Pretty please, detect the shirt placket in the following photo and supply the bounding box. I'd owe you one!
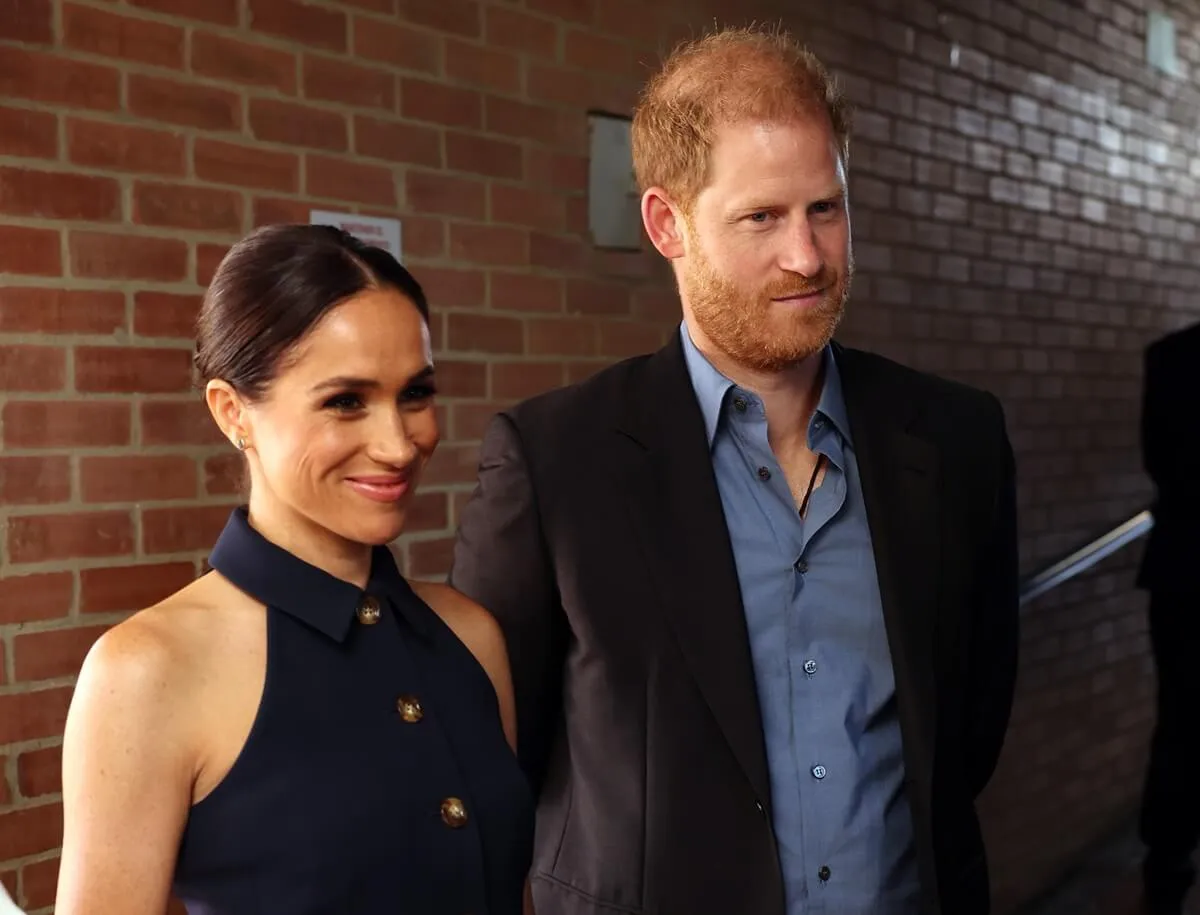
[795,430,849,912]
[730,395,815,908]
[737,398,837,911]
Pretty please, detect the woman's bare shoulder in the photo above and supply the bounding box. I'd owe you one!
[80,571,256,705]
[410,580,504,651]
[410,580,516,747]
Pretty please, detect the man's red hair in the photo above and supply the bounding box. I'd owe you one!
[631,25,851,211]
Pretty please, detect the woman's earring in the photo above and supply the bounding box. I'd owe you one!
[235,436,247,451]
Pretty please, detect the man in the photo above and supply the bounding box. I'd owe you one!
[450,25,1018,915]
[1136,320,1200,915]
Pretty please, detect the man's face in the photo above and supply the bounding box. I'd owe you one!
[679,115,853,372]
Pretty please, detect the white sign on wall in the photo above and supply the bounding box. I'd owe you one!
[310,210,402,260]
[1146,10,1180,76]
[587,111,642,251]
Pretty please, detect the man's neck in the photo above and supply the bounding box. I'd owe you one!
[686,322,826,455]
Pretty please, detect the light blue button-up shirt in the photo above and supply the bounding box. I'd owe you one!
[681,324,921,914]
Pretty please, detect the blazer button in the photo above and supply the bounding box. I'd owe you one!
[356,595,381,625]
[396,695,423,723]
[818,865,831,881]
[441,797,468,828]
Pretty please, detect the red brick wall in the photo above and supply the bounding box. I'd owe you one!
[1,0,1197,911]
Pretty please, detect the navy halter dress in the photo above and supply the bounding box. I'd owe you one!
[172,507,534,914]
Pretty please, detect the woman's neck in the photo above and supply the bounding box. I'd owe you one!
[245,494,373,589]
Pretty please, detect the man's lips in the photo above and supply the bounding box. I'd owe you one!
[771,288,827,302]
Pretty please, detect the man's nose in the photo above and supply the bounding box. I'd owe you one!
[778,224,825,278]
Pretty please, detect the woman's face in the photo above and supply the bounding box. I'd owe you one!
[221,286,439,548]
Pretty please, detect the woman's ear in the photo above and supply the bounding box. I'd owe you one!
[205,380,251,450]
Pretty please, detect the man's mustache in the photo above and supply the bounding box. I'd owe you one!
[761,270,838,299]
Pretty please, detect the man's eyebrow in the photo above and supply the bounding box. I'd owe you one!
[726,189,845,215]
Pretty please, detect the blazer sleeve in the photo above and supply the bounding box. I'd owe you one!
[448,412,567,792]
[964,394,1020,798]
[1140,341,1180,497]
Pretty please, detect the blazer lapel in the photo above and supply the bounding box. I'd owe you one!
[835,344,941,774]
[615,333,773,809]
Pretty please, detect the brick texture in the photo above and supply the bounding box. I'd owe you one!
[1,0,1198,912]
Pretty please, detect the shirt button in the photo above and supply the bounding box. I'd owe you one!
[812,765,827,779]
[733,396,748,412]
[756,466,771,481]
[795,558,808,573]
[356,595,381,625]
[804,659,818,676]
[396,694,423,723]
[818,865,831,881]
[441,797,468,828]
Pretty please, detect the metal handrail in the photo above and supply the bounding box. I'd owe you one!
[1018,507,1155,606]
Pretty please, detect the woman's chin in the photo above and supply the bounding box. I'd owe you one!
[334,508,409,548]
[358,521,408,547]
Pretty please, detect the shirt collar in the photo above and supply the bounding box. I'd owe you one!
[206,506,434,643]
[680,320,853,448]
[816,344,853,447]
[680,321,733,445]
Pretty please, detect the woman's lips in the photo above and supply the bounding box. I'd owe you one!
[345,475,411,503]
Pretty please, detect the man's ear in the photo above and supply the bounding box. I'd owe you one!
[641,188,687,260]
[205,379,252,450]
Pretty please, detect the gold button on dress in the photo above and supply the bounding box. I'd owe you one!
[440,797,468,829]
[356,594,381,625]
[396,695,423,723]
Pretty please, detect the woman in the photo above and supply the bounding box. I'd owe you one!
[55,224,534,915]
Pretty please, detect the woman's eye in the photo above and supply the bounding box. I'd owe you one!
[323,393,363,411]
[402,384,437,403]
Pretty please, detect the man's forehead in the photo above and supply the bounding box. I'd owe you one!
[708,116,839,155]
[703,129,844,196]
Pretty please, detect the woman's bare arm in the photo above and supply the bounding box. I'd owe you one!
[412,582,518,752]
[55,616,196,915]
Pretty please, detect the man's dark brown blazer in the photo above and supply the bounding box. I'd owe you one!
[1137,321,1200,595]
[449,332,1019,915]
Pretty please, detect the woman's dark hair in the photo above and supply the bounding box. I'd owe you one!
[194,223,429,400]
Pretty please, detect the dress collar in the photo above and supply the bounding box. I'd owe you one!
[206,506,434,643]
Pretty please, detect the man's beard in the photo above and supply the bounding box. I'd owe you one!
[681,245,851,373]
